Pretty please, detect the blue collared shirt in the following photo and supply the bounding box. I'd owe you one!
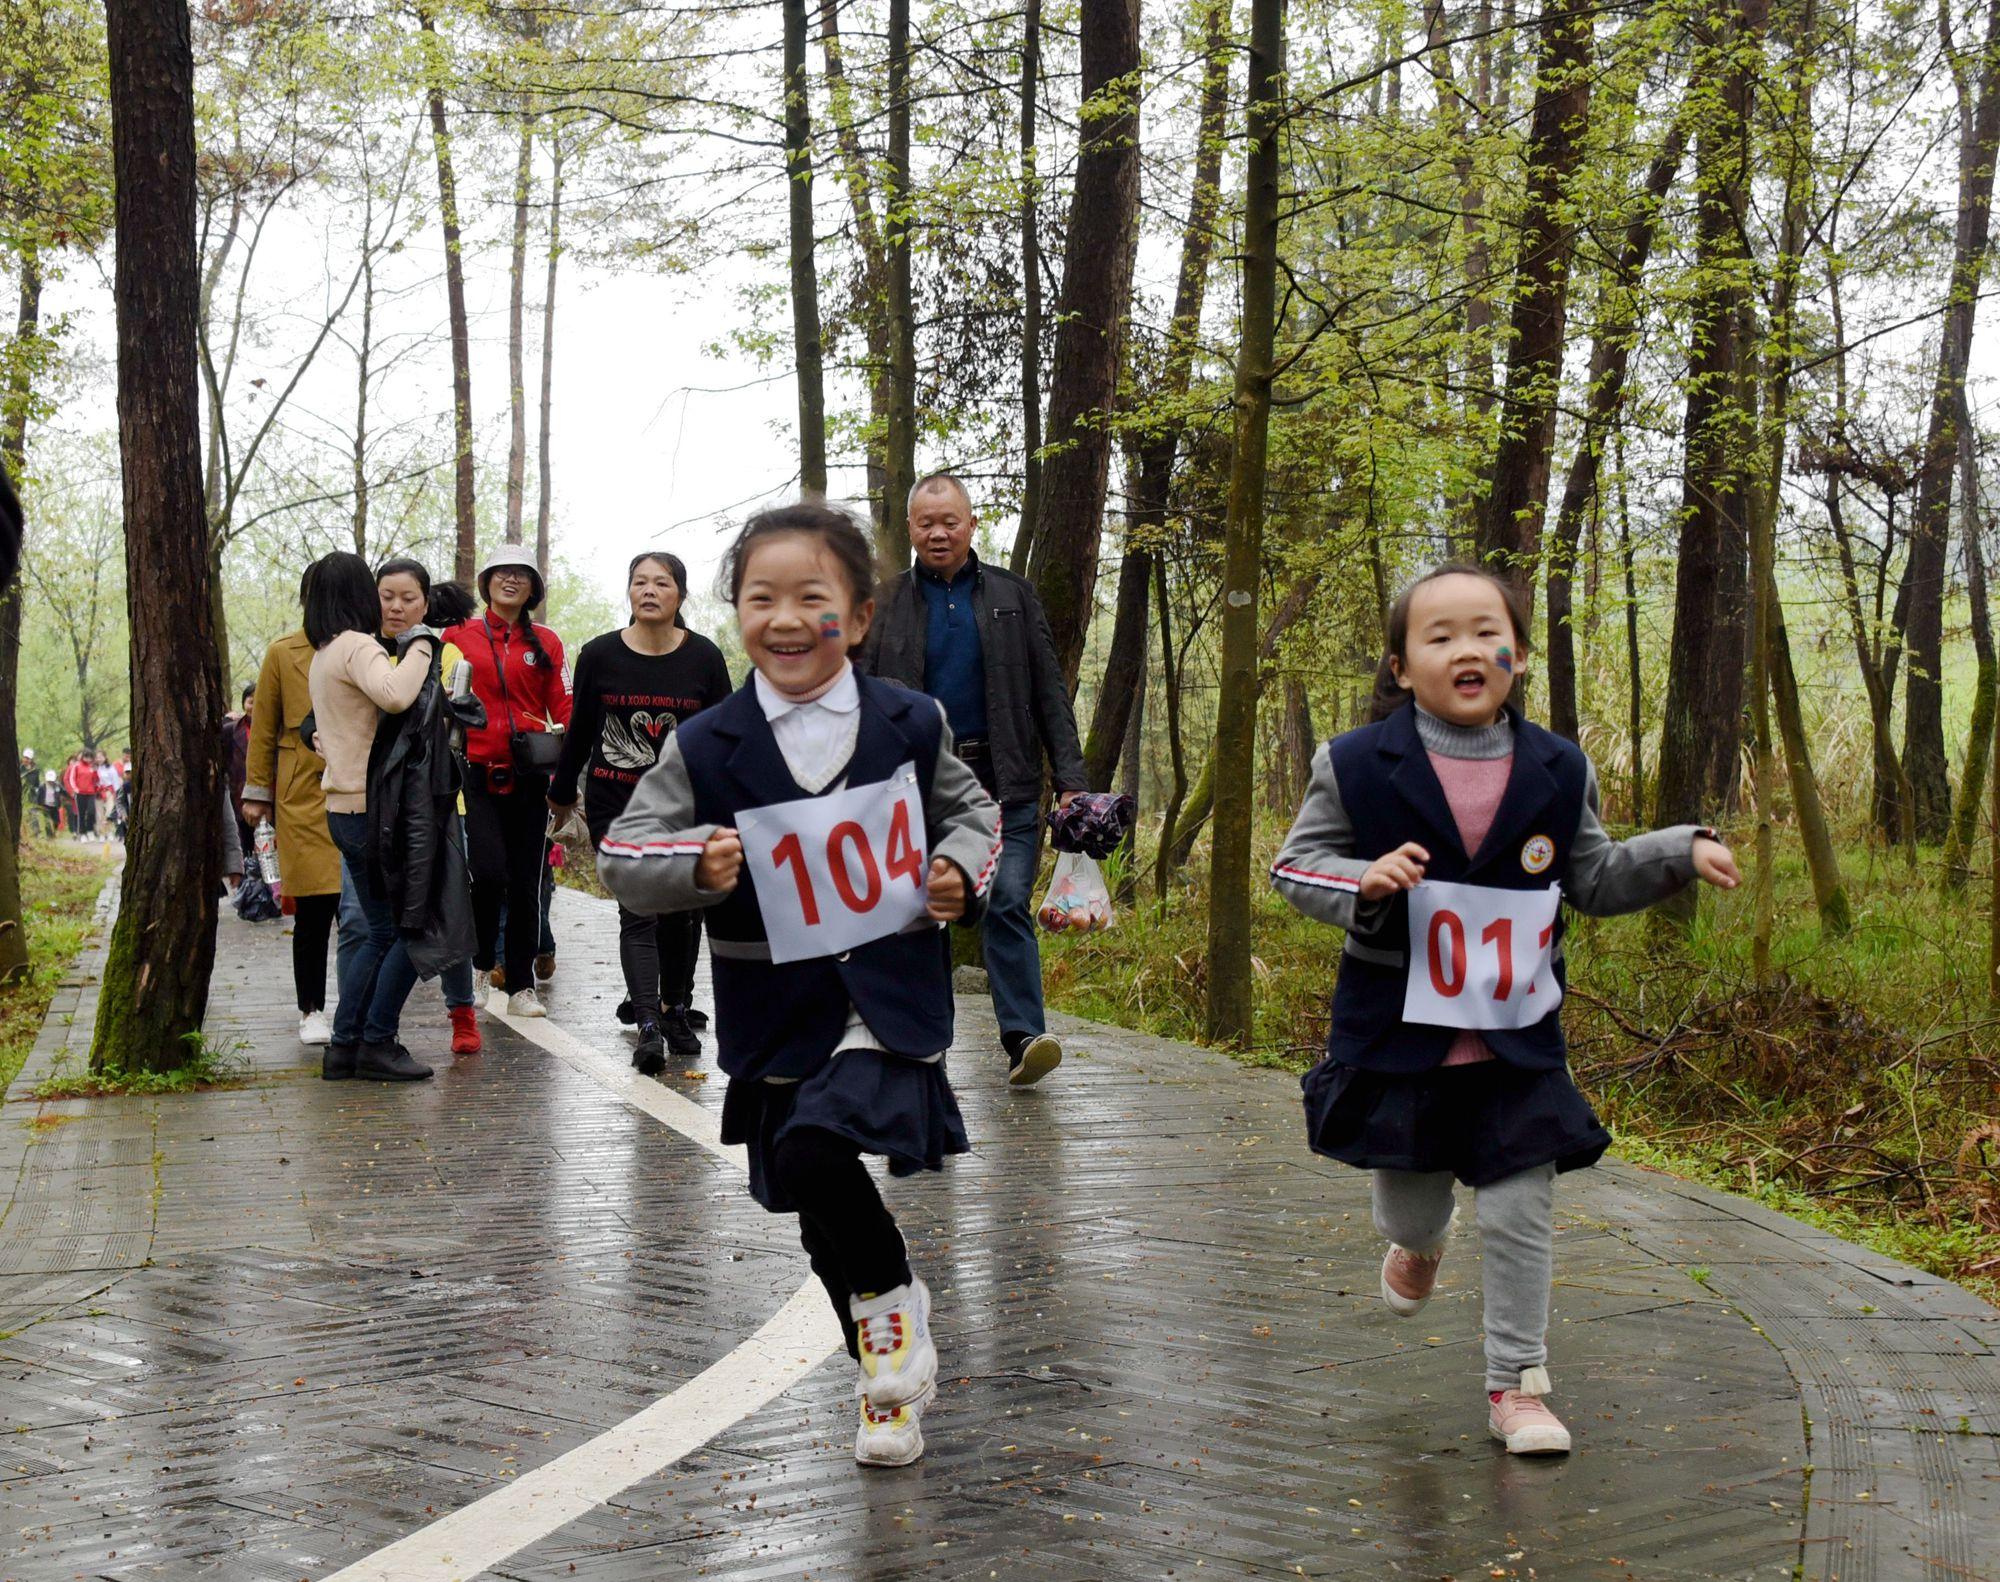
[919,557,987,738]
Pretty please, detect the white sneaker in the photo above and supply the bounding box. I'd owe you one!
[851,1277,936,1409]
[1488,1366,1572,1455]
[297,1010,333,1047]
[854,1386,930,1467]
[507,989,547,1018]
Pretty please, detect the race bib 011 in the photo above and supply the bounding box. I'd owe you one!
[736,765,932,964]
[1402,879,1562,1032]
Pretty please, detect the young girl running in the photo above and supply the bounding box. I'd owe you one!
[599,503,1002,1468]
[1272,563,1739,1457]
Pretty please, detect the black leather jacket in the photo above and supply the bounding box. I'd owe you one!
[366,659,480,978]
[859,554,1086,806]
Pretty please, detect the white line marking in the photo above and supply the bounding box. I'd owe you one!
[323,999,844,1582]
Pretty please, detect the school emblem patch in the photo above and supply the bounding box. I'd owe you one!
[1520,835,1555,874]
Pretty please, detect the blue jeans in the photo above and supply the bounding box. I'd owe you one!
[328,812,420,1047]
[342,868,475,1010]
[983,800,1047,1044]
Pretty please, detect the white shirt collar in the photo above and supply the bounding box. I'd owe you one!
[753,661,859,721]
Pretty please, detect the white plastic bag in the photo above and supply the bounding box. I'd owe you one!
[1037,850,1114,934]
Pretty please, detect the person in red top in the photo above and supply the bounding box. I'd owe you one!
[443,544,573,1016]
[64,751,100,839]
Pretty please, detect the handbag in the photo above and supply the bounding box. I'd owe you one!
[482,623,563,778]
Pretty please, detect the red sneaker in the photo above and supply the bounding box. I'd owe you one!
[449,1005,482,1055]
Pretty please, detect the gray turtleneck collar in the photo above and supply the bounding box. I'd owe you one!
[1413,703,1513,761]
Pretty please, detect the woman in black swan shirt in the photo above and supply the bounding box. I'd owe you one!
[550,551,732,1073]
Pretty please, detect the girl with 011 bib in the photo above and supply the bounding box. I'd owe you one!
[599,503,1002,1468]
[1272,564,1739,1456]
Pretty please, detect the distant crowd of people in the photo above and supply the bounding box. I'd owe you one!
[17,745,130,842]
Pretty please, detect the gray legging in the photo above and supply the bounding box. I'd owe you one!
[1372,1162,1556,1393]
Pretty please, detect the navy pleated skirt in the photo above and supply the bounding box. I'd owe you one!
[1301,1055,1610,1188]
[722,1049,971,1213]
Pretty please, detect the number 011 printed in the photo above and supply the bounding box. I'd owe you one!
[1401,880,1563,1032]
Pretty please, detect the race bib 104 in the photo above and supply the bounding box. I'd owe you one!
[1402,880,1562,1032]
[736,765,931,964]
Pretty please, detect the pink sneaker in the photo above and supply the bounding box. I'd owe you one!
[1380,1242,1445,1316]
[1488,1368,1572,1455]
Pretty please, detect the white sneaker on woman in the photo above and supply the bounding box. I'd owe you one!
[854,1387,930,1467]
[297,1010,332,1047]
[851,1278,936,1409]
[507,989,547,1018]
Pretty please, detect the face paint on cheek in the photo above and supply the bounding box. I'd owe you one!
[1493,645,1514,675]
[819,612,843,643]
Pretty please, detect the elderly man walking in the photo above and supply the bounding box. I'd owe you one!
[861,472,1087,1087]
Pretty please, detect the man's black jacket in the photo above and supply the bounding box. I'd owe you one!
[860,554,1086,806]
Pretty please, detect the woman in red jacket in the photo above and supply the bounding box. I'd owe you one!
[443,544,573,1017]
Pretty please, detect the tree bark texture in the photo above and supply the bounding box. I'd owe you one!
[0,251,40,985]
[1904,0,2000,840]
[95,0,223,1074]
[1010,0,1043,573]
[537,142,563,573]
[1655,0,1766,831]
[419,4,477,584]
[883,0,916,571]
[1081,0,1229,787]
[1473,3,1593,600]
[1025,0,1142,689]
[784,0,827,497]
[506,111,534,546]
[1546,116,1686,739]
[1946,408,1995,886]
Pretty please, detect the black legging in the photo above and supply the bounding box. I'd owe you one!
[465,773,549,989]
[616,905,703,1021]
[771,1126,911,1360]
[291,891,339,1014]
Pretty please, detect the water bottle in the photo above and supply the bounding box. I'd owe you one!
[253,817,280,886]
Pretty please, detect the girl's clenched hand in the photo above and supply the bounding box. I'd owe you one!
[1358,841,1429,901]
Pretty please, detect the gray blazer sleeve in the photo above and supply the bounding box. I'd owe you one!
[1270,742,1392,935]
[1562,762,1705,916]
[596,734,727,915]
[1026,591,1088,793]
[929,711,1004,925]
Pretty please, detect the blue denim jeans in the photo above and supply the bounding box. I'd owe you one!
[327,812,419,1047]
[983,799,1047,1044]
[343,864,475,1010]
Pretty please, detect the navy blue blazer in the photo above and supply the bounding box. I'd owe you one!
[676,674,954,1080]
[1322,703,1588,1073]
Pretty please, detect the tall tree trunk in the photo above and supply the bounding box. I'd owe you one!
[1617,430,1644,817]
[0,251,41,985]
[1655,0,1767,842]
[419,2,477,584]
[1206,0,1288,1052]
[1946,407,1995,886]
[883,0,916,572]
[1904,0,2000,840]
[819,0,893,551]
[506,111,534,545]
[95,0,223,1075]
[1025,0,1142,688]
[1153,553,1189,902]
[2,249,40,846]
[352,227,373,555]
[1081,0,1229,786]
[1547,116,1688,739]
[1011,0,1043,573]
[784,0,827,496]
[536,141,563,572]
[1474,2,1594,601]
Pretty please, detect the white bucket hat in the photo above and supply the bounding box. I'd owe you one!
[477,544,545,609]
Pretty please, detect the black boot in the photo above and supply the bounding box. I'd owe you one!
[660,1004,700,1059]
[631,1020,666,1077]
[355,1040,433,1082]
[322,1043,357,1081]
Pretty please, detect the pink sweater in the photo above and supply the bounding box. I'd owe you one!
[1427,750,1513,1066]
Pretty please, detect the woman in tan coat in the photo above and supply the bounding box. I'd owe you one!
[242,565,344,1048]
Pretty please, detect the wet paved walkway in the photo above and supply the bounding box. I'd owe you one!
[3,881,1997,1581]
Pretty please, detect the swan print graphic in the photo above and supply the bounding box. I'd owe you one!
[602,710,676,771]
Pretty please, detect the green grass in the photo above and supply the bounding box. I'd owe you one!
[0,840,113,1096]
[1044,819,2000,1302]
[31,1029,251,1099]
